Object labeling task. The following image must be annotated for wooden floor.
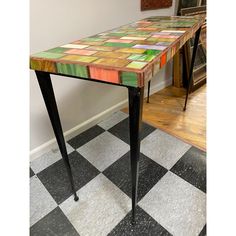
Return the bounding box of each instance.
[124,85,206,151]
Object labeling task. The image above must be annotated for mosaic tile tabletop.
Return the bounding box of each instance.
[30,16,204,88]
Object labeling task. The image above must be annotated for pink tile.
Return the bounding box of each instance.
[106,39,133,43]
[64,49,97,56]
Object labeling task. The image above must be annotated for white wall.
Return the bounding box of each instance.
[30,0,177,155]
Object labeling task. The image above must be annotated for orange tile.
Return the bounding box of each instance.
[89,66,120,84]
[160,53,167,68]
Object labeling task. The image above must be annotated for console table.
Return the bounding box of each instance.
[30,16,204,224]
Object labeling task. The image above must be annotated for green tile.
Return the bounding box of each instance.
[121,72,138,87]
[107,33,128,37]
[127,31,150,35]
[56,63,88,78]
[128,54,155,61]
[126,61,147,69]
[103,42,135,48]
[46,47,68,53]
[32,52,64,59]
[144,49,162,56]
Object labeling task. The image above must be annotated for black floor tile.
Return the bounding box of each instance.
[37,151,100,204]
[108,118,156,145]
[199,225,206,236]
[30,168,35,178]
[30,207,79,236]
[171,146,206,193]
[103,151,167,202]
[108,205,172,236]
[199,224,206,236]
[68,125,105,149]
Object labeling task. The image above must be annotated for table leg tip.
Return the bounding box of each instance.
[74,196,79,201]
[131,220,136,225]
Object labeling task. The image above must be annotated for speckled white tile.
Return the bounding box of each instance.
[141,129,191,169]
[139,172,206,236]
[98,111,128,130]
[30,143,74,174]
[60,174,131,236]
[30,176,57,227]
[77,131,129,171]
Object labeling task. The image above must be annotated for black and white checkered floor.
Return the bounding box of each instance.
[30,111,206,236]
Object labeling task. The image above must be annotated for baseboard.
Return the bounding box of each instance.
[30,77,172,161]
[30,99,128,161]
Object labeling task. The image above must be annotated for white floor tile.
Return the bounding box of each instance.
[30,176,57,226]
[77,132,129,171]
[60,174,131,236]
[30,143,74,174]
[139,172,206,236]
[98,111,128,130]
[141,129,191,169]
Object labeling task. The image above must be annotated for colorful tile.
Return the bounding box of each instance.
[106,39,133,43]
[30,60,57,73]
[60,44,89,49]
[56,63,88,78]
[121,72,139,87]
[60,55,98,63]
[31,52,64,59]
[138,28,159,31]
[76,41,104,46]
[134,40,156,45]
[161,30,186,33]
[167,49,172,61]
[144,65,153,81]
[160,53,167,68]
[148,37,176,42]
[152,32,171,35]
[152,35,179,39]
[103,42,135,48]
[89,67,120,84]
[64,49,97,56]
[126,61,147,70]
[116,48,146,54]
[46,47,69,53]
[121,36,147,41]
[93,58,129,67]
[156,42,173,46]
[144,49,162,56]
[80,37,105,42]
[94,51,129,59]
[171,45,177,57]
[133,44,167,51]
[107,32,128,37]
[87,45,116,51]
[128,54,155,62]
[153,59,161,75]
[126,31,150,35]
[30,16,204,87]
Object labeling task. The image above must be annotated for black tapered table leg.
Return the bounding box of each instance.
[147,80,151,103]
[183,27,202,111]
[35,71,79,202]
[128,86,144,224]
